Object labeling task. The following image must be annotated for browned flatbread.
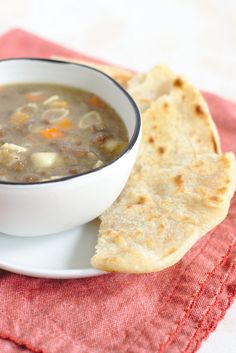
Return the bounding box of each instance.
[127,66,221,154]
[91,66,235,273]
[92,152,236,273]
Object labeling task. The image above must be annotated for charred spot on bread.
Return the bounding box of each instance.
[195,104,205,116]
[173,174,184,188]
[158,146,166,155]
[210,133,218,153]
[173,77,184,88]
[148,136,155,144]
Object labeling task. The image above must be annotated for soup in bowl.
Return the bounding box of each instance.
[0,83,129,183]
[0,59,141,236]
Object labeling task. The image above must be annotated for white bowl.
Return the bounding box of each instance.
[0,58,141,236]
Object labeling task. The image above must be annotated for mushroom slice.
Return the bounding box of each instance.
[16,103,38,115]
[1,143,27,153]
[43,96,60,105]
[78,111,103,129]
[31,152,59,169]
[42,108,69,123]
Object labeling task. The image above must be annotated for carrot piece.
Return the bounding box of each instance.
[26,93,43,102]
[11,112,30,125]
[51,100,68,108]
[56,118,74,130]
[88,95,105,108]
[40,127,64,139]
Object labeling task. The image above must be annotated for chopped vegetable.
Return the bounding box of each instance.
[40,127,64,140]
[40,175,63,181]
[16,103,38,114]
[43,95,59,105]
[31,152,59,169]
[102,138,119,152]
[78,111,102,129]
[42,108,69,123]
[101,138,127,154]
[88,95,105,108]
[87,152,97,159]
[56,118,74,130]
[11,111,30,126]
[49,175,63,180]
[0,150,21,167]
[26,92,43,102]
[1,143,27,153]
[0,143,27,167]
[115,141,127,154]
[51,100,68,108]
[43,95,68,108]
[93,160,104,169]
[0,176,9,181]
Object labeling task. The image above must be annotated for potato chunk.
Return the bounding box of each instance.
[78,111,102,129]
[0,150,20,167]
[31,152,59,169]
[1,143,27,153]
[103,138,119,152]
[102,139,127,154]
[93,160,104,169]
[0,143,27,167]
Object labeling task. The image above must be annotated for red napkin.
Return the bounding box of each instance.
[0,29,235,353]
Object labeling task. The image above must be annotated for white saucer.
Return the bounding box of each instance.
[0,219,105,278]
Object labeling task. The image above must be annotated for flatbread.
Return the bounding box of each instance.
[138,94,220,171]
[91,66,236,273]
[92,153,236,273]
[127,65,174,111]
[51,60,221,154]
[127,66,221,154]
[52,57,134,88]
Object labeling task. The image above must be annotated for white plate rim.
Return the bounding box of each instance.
[0,261,106,279]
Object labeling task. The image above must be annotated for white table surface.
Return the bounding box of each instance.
[0,0,235,352]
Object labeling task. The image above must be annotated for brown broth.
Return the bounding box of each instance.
[0,83,128,182]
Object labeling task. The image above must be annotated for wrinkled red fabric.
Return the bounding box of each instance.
[0,29,235,353]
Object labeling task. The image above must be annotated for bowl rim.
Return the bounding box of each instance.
[0,57,141,186]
